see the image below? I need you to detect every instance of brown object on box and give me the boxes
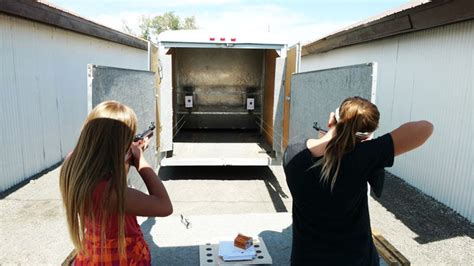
[234,233,253,250]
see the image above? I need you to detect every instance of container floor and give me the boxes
[162,129,273,166]
[173,129,264,143]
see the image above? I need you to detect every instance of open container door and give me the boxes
[288,63,377,142]
[87,64,156,189]
[281,44,300,151]
[158,45,173,155]
[148,42,162,154]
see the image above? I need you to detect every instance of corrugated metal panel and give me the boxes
[300,20,474,222]
[1,15,25,191]
[289,64,375,142]
[0,14,148,192]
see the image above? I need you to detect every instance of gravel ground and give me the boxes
[369,172,474,265]
[0,166,472,265]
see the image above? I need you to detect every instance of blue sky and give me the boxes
[48,0,410,44]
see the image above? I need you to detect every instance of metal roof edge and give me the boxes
[0,0,148,51]
[302,0,474,56]
[158,30,287,46]
[160,42,285,50]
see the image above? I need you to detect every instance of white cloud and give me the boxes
[93,12,148,35]
[285,21,355,46]
[195,4,354,45]
[157,0,241,7]
[91,3,354,44]
[75,0,243,9]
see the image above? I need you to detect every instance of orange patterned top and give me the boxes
[74,181,151,265]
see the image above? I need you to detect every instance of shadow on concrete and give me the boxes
[141,217,160,252]
[141,220,292,266]
[159,166,289,213]
[150,245,199,266]
[372,172,474,244]
[262,168,289,213]
[159,166,269,181]
[258,225,393,266]
[141,217,200,265]
[258,226,293,266]
[0,162,62,199]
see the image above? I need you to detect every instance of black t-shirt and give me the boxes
[283,134,394,266]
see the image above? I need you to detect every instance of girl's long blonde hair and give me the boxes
[317,97,379,190]
[59,101,137,257]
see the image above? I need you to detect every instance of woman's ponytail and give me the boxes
[314,97,379,191]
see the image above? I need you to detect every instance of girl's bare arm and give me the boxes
[124,141,173,217]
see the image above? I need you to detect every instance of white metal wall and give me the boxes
[300,20,473,222]
[0,14,148,192]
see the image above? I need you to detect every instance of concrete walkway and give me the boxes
[0,167,73,264]
[0,166,472,265]
[138,213,293,265]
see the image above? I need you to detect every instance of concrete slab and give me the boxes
[0,168,73,264]
[157,166,292,215]
[137,213,293,266]
[1,165,472,265]
[170,202,272,216]
[164,129,275,166]
[6,167,62,200]
[165,180,264,202]
[163,143,272,166]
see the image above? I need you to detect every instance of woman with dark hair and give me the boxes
[283,96,433,265]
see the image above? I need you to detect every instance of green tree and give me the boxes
[138,12,197,42]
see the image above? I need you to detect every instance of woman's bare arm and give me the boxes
[390,120,434,156]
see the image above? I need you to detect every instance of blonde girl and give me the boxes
[283,96,433,265]
[60,100,172,265]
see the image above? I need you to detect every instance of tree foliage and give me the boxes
[137,12,197,42]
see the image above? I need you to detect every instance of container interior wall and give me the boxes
[172,48,265,131]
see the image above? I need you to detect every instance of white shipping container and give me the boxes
[157,30,287,166]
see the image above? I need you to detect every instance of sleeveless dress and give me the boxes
[74,181,151,265]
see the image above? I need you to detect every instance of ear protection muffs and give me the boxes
[334,107,341,123]
[334,107,372,138]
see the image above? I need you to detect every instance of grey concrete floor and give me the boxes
[0,165,472,265]
[163,129,274,166]
[0,167,73,265]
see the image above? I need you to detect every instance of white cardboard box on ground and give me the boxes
[200,237,272,265]
[218,241,256,261]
